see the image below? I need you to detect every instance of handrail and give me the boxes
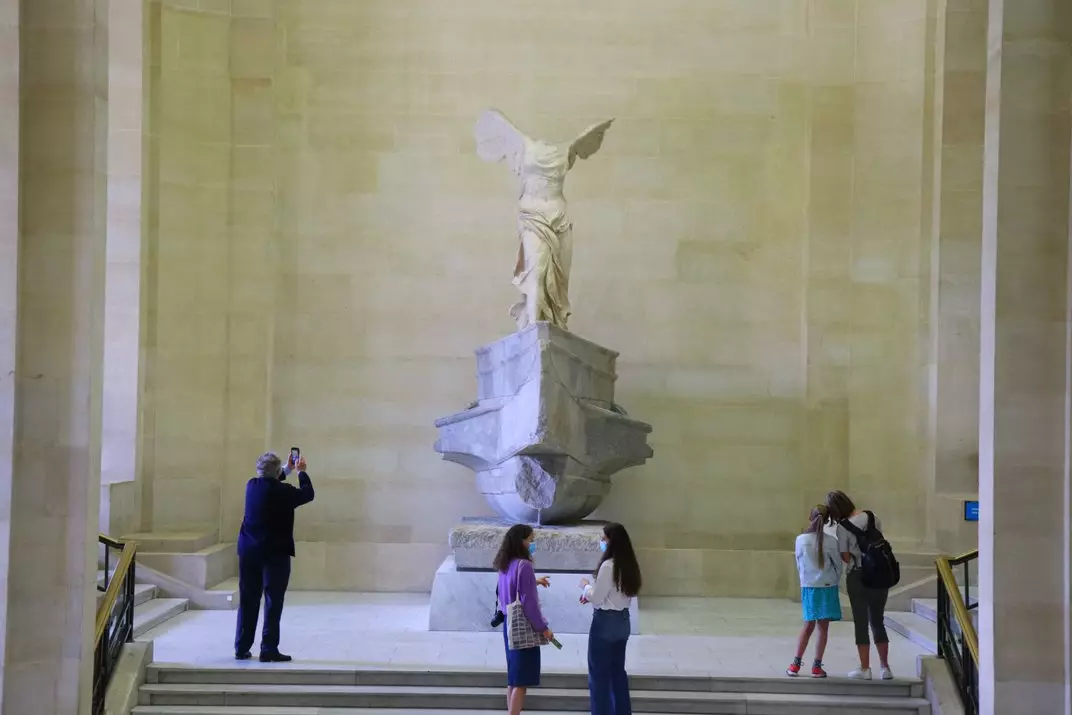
[94,540,137,648]
[935,554,979,664]
[98,533,125,549]
[947,548,979,565]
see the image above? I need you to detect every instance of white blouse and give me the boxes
[582,559,632,611]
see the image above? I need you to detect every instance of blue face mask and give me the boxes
[528,542,536,555]
[599,540,607,553]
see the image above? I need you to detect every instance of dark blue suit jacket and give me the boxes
[237,471,315,558]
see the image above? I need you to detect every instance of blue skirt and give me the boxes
[801,586,842,622]
[503,623,541,687]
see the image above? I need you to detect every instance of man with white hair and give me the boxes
[234,450,315,662]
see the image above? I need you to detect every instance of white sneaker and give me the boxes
[848,667,873,680]
[880,666,894,680]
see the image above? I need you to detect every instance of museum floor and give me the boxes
[141,593,926,679]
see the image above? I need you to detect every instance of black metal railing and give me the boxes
[936,549,979,714]
[97,533,125,593]
[92,535,137,715]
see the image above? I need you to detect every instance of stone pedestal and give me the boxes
[434,323,653,524]
[429,519,641,634]
[450,517,606,571]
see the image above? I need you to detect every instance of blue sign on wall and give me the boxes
[964,500,979,522]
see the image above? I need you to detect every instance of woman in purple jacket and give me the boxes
[494,524,553,715]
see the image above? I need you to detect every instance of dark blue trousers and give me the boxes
[588,609,632,715]
[234,551,291,655]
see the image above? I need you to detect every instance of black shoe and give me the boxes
[259,651,293,663]
[235,651,252,660]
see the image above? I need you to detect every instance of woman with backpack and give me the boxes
[826,490,900,681]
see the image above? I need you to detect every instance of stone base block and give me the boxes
[429,556,639,635]
[434,323,653,524]
[450,518,605,572]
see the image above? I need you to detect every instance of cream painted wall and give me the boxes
[140,0,967,594]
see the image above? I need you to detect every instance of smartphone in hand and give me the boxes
[290,447,300,465]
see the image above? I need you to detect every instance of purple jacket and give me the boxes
[498,558,548,632]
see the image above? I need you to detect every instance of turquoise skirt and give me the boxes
[801,586,842,622]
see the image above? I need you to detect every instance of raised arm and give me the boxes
[282,470,314,508]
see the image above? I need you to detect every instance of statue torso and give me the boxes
[519,140,568,208]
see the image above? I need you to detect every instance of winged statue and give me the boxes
[474,109,614,331]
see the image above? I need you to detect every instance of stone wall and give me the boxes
[142,0,238,531]
[139,0,975,594]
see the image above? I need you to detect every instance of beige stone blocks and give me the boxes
[125,0,1009,594]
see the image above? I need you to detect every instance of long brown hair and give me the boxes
[803,504,830,566]
[492,524,533,573]
[825,490,856,523]
[594,522,642,597]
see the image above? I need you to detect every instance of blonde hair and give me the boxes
[803,504,831,566]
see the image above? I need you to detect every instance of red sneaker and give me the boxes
[786,662,801,677]
[811,664,828,678]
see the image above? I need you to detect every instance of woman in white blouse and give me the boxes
[579,522,642,715]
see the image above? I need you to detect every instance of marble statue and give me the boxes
[475,109,614,331]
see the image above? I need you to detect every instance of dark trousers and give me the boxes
[846,569,889,646]
[588,609,632,715]
[234,551,291,655]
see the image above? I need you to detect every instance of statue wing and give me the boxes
[474,109,527,175]
[568,118,614,165]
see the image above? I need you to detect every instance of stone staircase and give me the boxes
[119,530,240,610]
[133,664,931,714]
[96,571,189,638]
[884,591,978,656]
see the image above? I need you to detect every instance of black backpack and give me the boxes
[840,511,900,589]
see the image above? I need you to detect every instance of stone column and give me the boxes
[0,0,19,704]
[977,1,1071,713]
[0,0,108,712]
[924,0,987,556]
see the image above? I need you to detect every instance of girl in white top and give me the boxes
[579,523,641,715]
[787,505,843,678]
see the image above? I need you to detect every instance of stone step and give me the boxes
[911,598,937,623]
[883,611,938,654]
[137,684,930,713]
[134,710,707,715]
[139,542,238,590]
[134,599,190,639]
[132,710,710,715]
[136,567,238,611]
[145,666,923,698]
[912,596,979,629]
[97,568,118,589]
[97,582,157,611]
[121,530,220,554]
